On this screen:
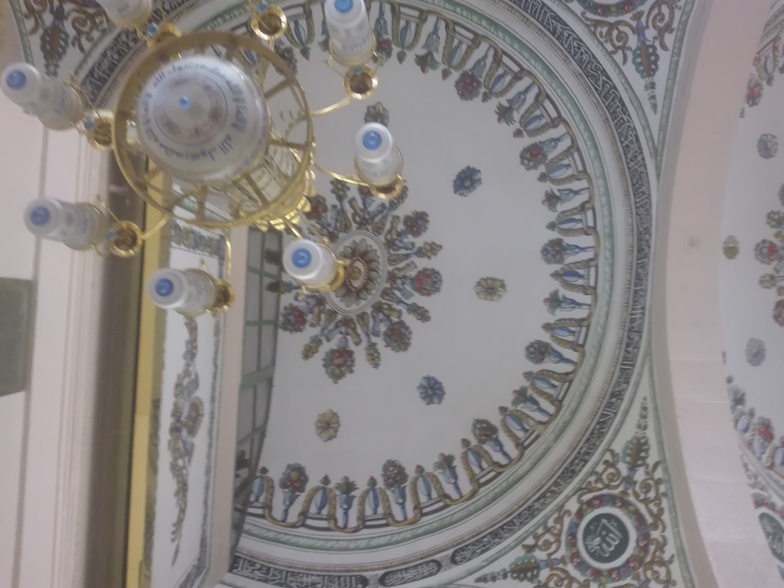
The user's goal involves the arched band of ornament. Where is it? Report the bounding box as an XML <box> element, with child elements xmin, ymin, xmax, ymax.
<box><xmin>571</xmin><ymin>0</ymin><xmax>649</xmax><ymax>17</ymax></box>
<box><xmin>112</xmin><ymin>31</ymin><xmax>315</xmax><ymax>229</ymax></box>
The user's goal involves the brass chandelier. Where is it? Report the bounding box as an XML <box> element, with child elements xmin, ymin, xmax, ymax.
<box><xmin>2</xmin><ymin>0</ymin><xmax>405</xmax><ymax>315</ymax></box>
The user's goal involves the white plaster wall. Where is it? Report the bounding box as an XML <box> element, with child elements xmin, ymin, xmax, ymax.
<box><xmin>654</xmin><ymin>0</ymin><xmax>780</xmax><ymax>586</ymax></box>
<box><xmin>1</xmin><ymin>24</ymin><xmax>109</xmax><ymax>586</ymax></box>
<box><xmin>0</xmin><ymin>19</ymin><xmax>45</xmax><ymax>588</ymax></box>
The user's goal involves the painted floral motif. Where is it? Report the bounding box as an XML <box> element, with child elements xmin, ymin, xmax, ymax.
<box><xmin>568</xmin><ymin>0</ymin><xmax>680</xmax><ymax>113</ymax></box>
<box><xmin>364</xmin><ymin>102</ymin><xmax>390</xmax><ymax>126</ymax></box>
<box><xmin>745</xmin><ymin>338</ymin><xmax>767</xmax><ymax>366</ymax></box>
<box><xmin>170</xmin><ymin>222</ymin><xmax>226</xmax><ymax>260</ymax></box>
<box><xmin>22</xmin><ymin>0</ymin><xmax>107</xmax><ymax>76</ymax></box>
<box><xmin>520</xmin><ymin>134</ymin><xmax>571</xmax><ymax>170</ymax></box>
<box><xmin>475</xmin><ymin>277</ymin><xmax>507</xmax><ymax>301</ymax></box>
<box><xmin>418</xmin><ymin>376</ymin><xmax>445</xmax><ymax>405</ymax></box>
<box><xmin>277</xmin><ymin>180</ymin><xmax>443</xmax><ymax>382</ymax></box>
<box><xmin>315</xmin><ymin>409</ymin><xmax>341</xmax><ymax>442</ymax></box>
<box><xmin>768</xmin><ymin>211</ymin><xmax>784</xmax><ymax>229</ymax></box>
<box><xmin>744</xmin><ymin>35</ymin><xmax>784</xmax><ymax>113</ymax></box>
<box><xmin>759</xmin><ymin>133</ymin><xmax>780</xmax><ymax>159</ymax></box>
<box><xmin>453</xmin><ymin>166</ymin><xmax>483</xmax><ymax>196</ymax></box>
<box><xmin>278</xmin><ymin>463</ymin><xmax>309</xmax><ymax>522</ymax></box>
<box><xmin>381</xmin><ymin>459</ymin><xmax>410</xmax><ymax>519</ymax></box>
<box><xmin>544</xmin><ymin>289</ymin><xmax>591</xmax><ymax>314</ymax></box>
<box><xmin>775</xmin><ymin>299</ymin><xmax>784</xmax><ymax>326</ymax></box>
<box><xmin>746</xmin><ymin>75</ymin><xmax>764</xmax><ymax>107</ymax></box>
<box><xmin>322</xmin><ymin>346</ymin><xmax>356</xmax><ymax>384</ymax></box>
<box><xmin>333</xmin><ymin>237</ymin><xmax>383</xmax><ymax>308</ymax></box>
<box><xmin>455</xmin><ymin>48</ymin><xmax>491</xmax><ymax>101</ymax></box>
<box><xmin>542</xmin><ymin>187</ymin><xmax>590</xmax><ymax>212</ymax></box>
<box><xmin>755</xmin><ymin>239</ymin><xmax>784</xmax><ymax>267</ymax></box>
<box><xmin>752</xmin><ymin>186</ymin><xmax>784</xmax><ymax>323</ymax></box>
<box><xmin>414</xmin><ymin>20</ymin><xmax>442</xmax><ymax>73</ymax></box>
<box><xmin>381</xmin><ymin>459</ymin><xmax>409</xmax><ymax>488</ymax></box>
<box><xmin>726</xmin><ymin>376</ymin><xmax>784</xmax><ymax>484</ymax></box>
<box><xmin>525</xmin><ymin>340</ymin><xmax>577</xmax><ymax>366</ymax></box>
<box><xmin>723</xmin><ymin>235</ymin><xmax>740</xmax><ymax>259</ymax></box>
<box><xmin>168</xmin><ymin>317</ymin><xmax>203</xmax><ymax>562</ymax></box>
<box><xmin>540</xmin><ymin>238</ymin><xmax>594</xmax><ymax>265</ymax></box>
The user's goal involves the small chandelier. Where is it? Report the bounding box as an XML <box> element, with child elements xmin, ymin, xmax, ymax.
<box><xmin>2</xmin><ymin>0</ymin><xmax>405</xmax><ymax>314</ymax></box>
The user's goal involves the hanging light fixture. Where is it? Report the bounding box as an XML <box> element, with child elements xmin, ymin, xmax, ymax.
<box><xmin>2</xmin><ymin>0</ymin><xmax>406</xmax><ymax>308</ymax></box>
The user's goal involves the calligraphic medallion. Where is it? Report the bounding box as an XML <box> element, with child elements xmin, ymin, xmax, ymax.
<box><xmin>565</xmin><ymin>494</ymin><xmax>651</xmax><ymax>582</ymax></box>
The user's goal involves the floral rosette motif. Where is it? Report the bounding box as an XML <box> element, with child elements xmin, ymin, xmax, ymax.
<box><xmin>334</xmin><ymin>237</ymin><xmax>383</xmax><ymax>308</ymax></box>
<box><xmin>322</xmin><ymin>345</ymin><xmax>356</xmax><ymax>384</ymax></box>
<box><xmin>453</xmin><ymin>166</ymin><xmax>483</xmax><ymax>196</ymax></box>
<box><xmin>475</xmin><ymin>277</ymin><xmax>506</xmax><ymax>301</ymax></box>
<box><xmin>745</xmin><ymin>338</ymin><xmax>767</xmax><ymax>366</ymax></box>
<box><xmin>276</xmin><ymin>179</ymin><xmax>444</xmax><ymax>382</ymax></box>
<box><xmin>315</xmin><ymin>409</ymin><xmax>340</xmax><ymax>442</ymax></box>
<box><xmin>364</xmin><ymin>102</ymin><xmax>390</xmax><ymax>126</ymax></box>
<box><xmin>382</xmin><ymin>320</ymin><xmax>412</xmax><ymax>352</ymax></box>
<box><xmin>418</xmin><ymin>375</ymin><xmax>445</xmax><ymax>405</ymax></box>
<box><xmin>411</xmin><ymin>268</ymin><xmax>443</xmax><ymax>297</ymax></box>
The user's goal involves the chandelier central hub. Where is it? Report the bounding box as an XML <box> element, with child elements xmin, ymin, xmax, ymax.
<box><xmin>137</xmin><ymin>55</ymin><xmax>270</xmax><ymax>183</ymax></box>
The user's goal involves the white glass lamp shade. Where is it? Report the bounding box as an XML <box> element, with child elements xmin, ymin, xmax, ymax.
<box><xmin>136</xmin><ymin>56</ymin><xmax>270</xmax><ymax>183</ymax></box>
<box><xmin>1</xmin><ymin>63</ymin><xmax>83</xmax><ymax>130</ymax></box>
<box><xmin>24</xmin><ymin>198</ymin><xmax>108</xmax><ymax>249</ymax></box>
<box><xmin>282</xmin><ymin>239</ymin><xmax>338</xmax><ymax>287</ymax></box>
<box><xmin>325</xmin><ymin>0</ymin><xmax>374</xmax><ymax>65</ymax></box>
<box><xmin>147</xmin><ymin>268</ymin><xmax>216</xmax><ymax>313</ymax></box>
<box><xmin>95</xmin><ymin>0</ymin><xmax>152</xmax><ymax>28</ymax></box>
<box><xmin>354</xmin><ymin>123</ymin><xmax>402</xmax><ymax>186</ymax></box>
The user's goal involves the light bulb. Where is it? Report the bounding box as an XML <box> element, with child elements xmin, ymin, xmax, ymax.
<box><xmin>324</xmin><ymin>0</ymin><xmax>375</xmax><ymax>66</ymax></box>
<box><xmin>354</xmin><ymin>123</ymin><xmax>402</xmax><ymax>186</ymax></box>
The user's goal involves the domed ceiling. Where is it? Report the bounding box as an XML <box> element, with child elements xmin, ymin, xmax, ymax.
<box><xmin>7</xmin><ymin>0</ymin><xmax>700</xmax><ymax>587</ymax></box>
<box><xmin>722</xmin><ymin>0</ymin><xmax>784</xmax><ymax>579</ymax></box>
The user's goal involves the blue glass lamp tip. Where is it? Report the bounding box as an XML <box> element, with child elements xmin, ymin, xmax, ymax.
<box><xmin>179</xmin><ymin>96</ymin><xmax>190</xmax><ymax>109</ymax></box>
<box><xmin>6</xmin><ymin>70</ymin><xmax>27</xmax><ymax>89</ymax></box>
<box><xmin>155</xmin><ymin>278</ymin><xmax>175</xmax><ymax>297</ymax></box>
<box><xmin>335</xmin><ymin>0</ymin><xmax>353</xmax><ymax>13</ymax></box>
<box><xmin>29</xmin><ymin>206</ymin><xmax>50</xmax><ymax>226</ymax></box>
<box><xmin>362</xmin><ymin>130</ymin><xmax>382</xmax><ymax>150</ymax></box>
<box><xmin>292</xmin><ymin>248</ymin><xmax>312</xmax><ymax>268</ymax></box>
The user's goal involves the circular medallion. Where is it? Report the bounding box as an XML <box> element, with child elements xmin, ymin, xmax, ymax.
<box><xmin>566</xmin><ymin>494</ymin><xmax>650</xmax><ymax>582</ymax></box>
<box><xmin>760</xmin><ymin>512</ymin><xmax>784</xmax><ymax>563</ymax></box>
<box><xmin>326</xmin><ymin>231</ymin><xmax>388</xmax><ymax>315</ymax></box>
<box><xmin>136</xmin><ymin>55</ymin><xmax>270</xmax><ymax>183</ymax></box>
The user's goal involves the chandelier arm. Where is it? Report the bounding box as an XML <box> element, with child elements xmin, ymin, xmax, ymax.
<box><xmin>95</xmin><ymin>195</ymin><xmax>122</xmax><ymax>223</ymax></box>
<box><xmin>322</xmin><ymin>55</ymin><xmax>347</xmax><ymax>79</ymax></box>
<box><xmin>312</xmin><ymin>161</ymin><xmax>371</xmax><ymax>188</ymax></box>
<box><xmin>310</xmin><ymin>95</ymin><xmax>354</xmax><ymax>116</ymax></box>
<box><xmin>141</xmin><ymin>214</ymin><xmax>170</xmax><ymax>240</ymax></box>
<box><xmin>222</xmin><ymin>233</ymin><xmax>232</xmax><ymax>279</ymax></box>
